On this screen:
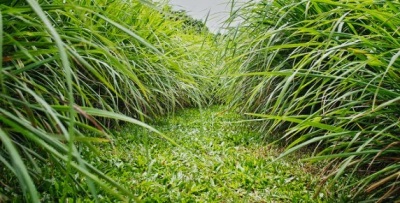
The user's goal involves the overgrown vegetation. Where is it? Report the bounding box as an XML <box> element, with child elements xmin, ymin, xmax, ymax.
<box><xmin>55</xmin><ymin>106</ymin><xmax>348</xmax><ymax>202</ymax></box>
<box><xmin>220</xmin><ymin>0</ymin><xmax>400</xmax><ymax>202</ymax></box>
<box><xmin>0</xmin><ymin>0</ymin><xmax>215</xmax><ymax>201</ymax></box>
<box><xmin>2</xmin><ymin>0</ymin><xmax>400</xmax><ymax>202</ymax></box>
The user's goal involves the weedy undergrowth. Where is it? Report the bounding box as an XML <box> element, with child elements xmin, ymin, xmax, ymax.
<box><xmin>0</xmin><ymin>0</ymin><xmax>216</xmax><ymax>201</ymax></box>
<box><xmin>219</xmin><ymin>0</ymin><xmax>400</xmax><ymax>202</ymax></box>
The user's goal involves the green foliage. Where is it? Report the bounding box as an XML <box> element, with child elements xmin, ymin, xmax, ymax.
<box><xmin>85</xmin><ymin>106</ymin><xmax>343</xmax><ymax>202</ymax></box>
<box><xmin>5</xmin><ymin>0</ymin><xmax>400</xmax><ymax>201</ymax></box>
<box><xmin>220</xmin><ymin>0</ymin><xmax>400</xmax><ymax>201</ymax></box>
<box><xmin>169</xmin><ymin>10</ymin><xmax>209</xmax><ymax>34</ymax></box>
<box><xmin>0</xmin><ymin>0</ymin><xmax>215</xmax><ymax>201</ymax></box>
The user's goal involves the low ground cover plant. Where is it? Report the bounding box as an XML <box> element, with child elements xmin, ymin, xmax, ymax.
<box><xmin>81</xmin><ymin>106</ymin><xmax>349</xmax><ymax>202</ymax></box>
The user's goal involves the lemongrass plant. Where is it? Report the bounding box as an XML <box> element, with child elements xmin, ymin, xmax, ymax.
<box><xmin>0</xmin><ymin>0</ymin><xmax>215</xmax><ymax>201</ymax></box>
<box><xmin>220</xmin><ymin>0</ymin><xmax>400</xmax><ymax>201</ymax></box>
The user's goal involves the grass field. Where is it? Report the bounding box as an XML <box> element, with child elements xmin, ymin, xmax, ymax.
<box><xmin>1</xmin><ymin>0</ymin><xmax>399</xmax><ymax>202</ymax></box>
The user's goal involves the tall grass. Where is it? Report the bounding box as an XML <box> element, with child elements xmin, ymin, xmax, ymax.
<box><xmin>0</xmin><ymin>0</ymin><xmax>215</xmax><ymax>201</ymax></box>
<box><xmin>220</xmin><ymin>0</ymin><xmax>400</xmax><ymax>201</ymax></box>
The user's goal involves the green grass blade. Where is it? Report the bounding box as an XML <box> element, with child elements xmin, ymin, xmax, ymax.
<box><xmin>0</xmin><ymin>128</ymin><xmax>39</xmax><ymax>202</ymax></box>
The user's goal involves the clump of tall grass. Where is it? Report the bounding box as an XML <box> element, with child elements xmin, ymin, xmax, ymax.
<box><xmin>0</xmin><ymin>0</ymin><xmax>215</xmax><ymax>201</ymax></box>
<box><xmin>220</xmin><ymin>0</ymin><xmax>400</xmax><ymax>201</ymax></box>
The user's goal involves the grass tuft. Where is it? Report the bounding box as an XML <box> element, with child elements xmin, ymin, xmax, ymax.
<box><xmin>0</xmin><ymin>0</ymin><xmax>217</xmax><ymax>201</ymax></box>
<box><xmin>220</xmin><ymin>0</ymin><xmax>400</xmax><ymax>201</ymax></box>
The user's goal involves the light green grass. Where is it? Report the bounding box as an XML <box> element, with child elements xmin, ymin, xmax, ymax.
<box><xmin>73</xmin><ymin>106</ymin><xmax>350</xmax><ymax>202</ymax></box>
<box><xmin>219</xmin><ymin>0</ymin><xmax>400</xmax><ymax>201</ymax></box>
<box><xmin>2</xmin><ymin>0</ymin><xmax>394</xmax><ymax>202</ymax></box>
<box><xmin>0</xmin><ymin>0</ymin><xmax>217</xmax><ymax>201</ymax></box>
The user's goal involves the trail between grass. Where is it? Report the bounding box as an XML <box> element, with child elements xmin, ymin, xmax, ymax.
<box><xmin>96</xmin><ymin>106</ymin><xmax>325</xmax><ymax>202</ymax></box>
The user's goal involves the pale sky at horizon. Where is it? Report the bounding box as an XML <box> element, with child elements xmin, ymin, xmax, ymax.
<box><xmin>166</xmin><ymin>0</ymin><xmax>248</xmax><ymax>33</ymax></box>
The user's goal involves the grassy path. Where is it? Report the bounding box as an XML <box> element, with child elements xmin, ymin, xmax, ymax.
<box><xmin>93</xmin><ymin>106</ymin><xmax>330</xmax><ymax>202</ymax></box>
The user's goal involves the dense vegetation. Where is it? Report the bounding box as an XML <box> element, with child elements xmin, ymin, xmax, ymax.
<box><xmin>0</xmin><ymin>0</ymin><xmax>215</xmax><ymax>201</ymax></box>
<box><xmin>84</xmin><ymin>106</ymin><xmax>342</xmax><ymax>202</ymax></box>
<box><xmin>220</xmin><ymin>0</ymin><xmax>400</xmax><ymax>202</ymax></box>
<box><xmin>1</xmin><ymin>0</ymin><xmax>399</xmax><ymax>202</ymax></box>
